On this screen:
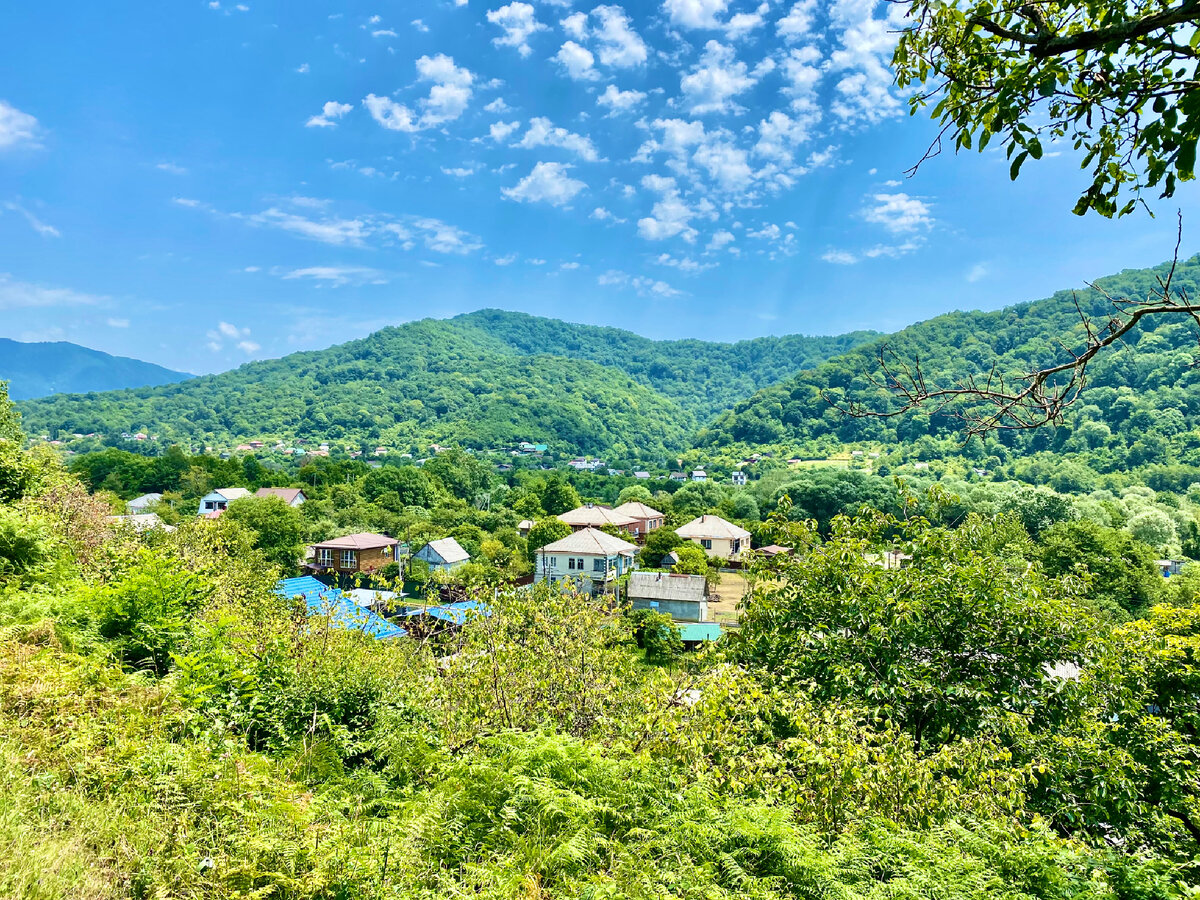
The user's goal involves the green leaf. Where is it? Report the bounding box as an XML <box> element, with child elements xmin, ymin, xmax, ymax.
<box><xmin>1010</xmin><ymin>151</ymin><xmax>1029</xmax><ymax>181</ymax></box>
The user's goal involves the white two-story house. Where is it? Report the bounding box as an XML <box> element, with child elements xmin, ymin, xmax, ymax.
<box><xmin>535</xmin><ymin>527</ymin><xmax>638</xmax><ymax>594</ymax></box>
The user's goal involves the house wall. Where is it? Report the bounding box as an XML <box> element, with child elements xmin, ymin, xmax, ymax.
<box><xmin>631</xmin><ymin>597</ymin><xmax>707</xmax><ymax>622</ymax></box>
<box><xmin>534</xmin><ymin>551</ymin><xmax>633</xmax><ymax>593</ymax></box>
<box><xmin>684</xmin><ymin>536</ymin><xmax>744</xmax><ymax>560</ymax></box>
<box><xmin>312</xmin><ymin>544</ymin><xmax>395</xmax><ymax>575</ymax></box>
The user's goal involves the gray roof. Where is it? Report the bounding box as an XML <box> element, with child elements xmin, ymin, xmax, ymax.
<box><xmin>558</xmin><ymin>504</ymin><xmax>637</xmax><ymax>528</ymax></box>
<box><xmin>628</xmin><ymin>571</ymin><xmax>707</xmax><ymax>602</ymax></box>
<box><xmin>675</xmin><ymin>514</ymin><xmax>751</xmax><ymax>541</ymax></box>
<box><xmin>539</xmin><ymin>527</ymin><xmax>638</xmax><ymax>556</ymax></box>
<box><xmin>214</xmin><ymin>487</ymin><xmax>252</xmax><ymax>501</ymax></box>
<box><xmin>612</xmin><ymin>501</ymin><xmax>663</xmax><ymax>520</ymax></box>
<box><xmin>420</xmin><ymin>537</ymin><xmax>471</xmax><ymax>564</ymax></box>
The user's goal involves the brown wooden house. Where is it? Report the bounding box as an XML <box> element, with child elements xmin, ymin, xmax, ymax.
<box><xmin>306</xmin><ymin>532</ymin><xmax>400</xmax><ymax>576</ymax></box>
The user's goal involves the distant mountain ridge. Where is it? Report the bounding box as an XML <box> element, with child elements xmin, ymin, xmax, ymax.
<box><xmin>14</xmin><ymin>311</ymin><xmax>876</xmax><ymax>456</ymax></box>
<box><xmin>0</xmin><ymin>338</ymin><xmax>190</xmax><ymax>401</ymax></box>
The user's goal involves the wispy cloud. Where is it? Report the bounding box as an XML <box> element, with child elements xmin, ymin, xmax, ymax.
<box><xmin>0</xmin><ymin>273</ymin><xmax>103</xmax><ymax>309</ymax></box>
<box><xmin>0</xmin><ymin>100</ymin><xmax>40</xmax><ymax>150</ymax></box>
<box><xmin>4</xmin><ymin>202</ymin><xmax>60</xmax><ymax>237</ymax></box>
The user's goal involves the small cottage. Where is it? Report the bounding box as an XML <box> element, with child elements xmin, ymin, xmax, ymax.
<box><xmin>254</xmin><ymin>487</ymin><xmax>307</xmax><ymax>507</ymax></box>
<box><xmin>611</xmin><ymin>501</ymin><xmax>665</xmax><ymax>539</ymax></box>
<box><xmin>308</xmin><ymin>533</ymin><xmax>401</xmax><ymax>575</ymax></box>
<box><xmin>197</xmin><ymin>487</ymin><xmax>251</xmax><ymax>516</ymax></box>
<box><xmin>535</xmin><ymin>527</ymin><xmax>638</xmax><ymax>594</ymax></box>
<box><xmin>558</xmin><ymin>503</ymin><xmax>637</xmax><ymax>532</ymax></box>
<box><xmin>415</xmin><ymin>538</ymin><xmax>471</xmax><ymax>572</ymax></box>
<box><xmin>675</xmin><ymin>514</ymin><xmax>752</xmax><ymax>560</ymax></box>
<box><xmin>628</xmin><ymin>571</ymin><xmax>708</xmax><ymax>622</ymax></box>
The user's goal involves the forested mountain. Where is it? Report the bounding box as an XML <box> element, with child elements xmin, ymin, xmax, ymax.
<box><xmin>701</xmin><ymin>254</ymin><xmax>1200</xmax><ymax>471</ymax></box>
<box><xmin>0</xmin><ymin>338</ymin><xmax>188</xmax><ymax>401</ymax></box>
<box><xmin>15</xmin><ymin>312</ymin><xmax>875</xmax><ymax>456</ymax></box>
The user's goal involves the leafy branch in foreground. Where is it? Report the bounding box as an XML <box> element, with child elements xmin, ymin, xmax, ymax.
<box><xmin>828</xmin><ymin>218</ymin><xmax>1200</xmax><ymax>435</ymax></box>
<box><xmin>894</xmin><ymin>0</ymin><xmax>1200</xmax><ymax>217</ymax></box>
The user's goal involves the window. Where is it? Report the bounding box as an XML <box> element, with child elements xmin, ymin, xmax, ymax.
<box><xmin>732</xmin><ymin>539</ymin><xmax>741</xmax><ymax>554</ymax></box>
<box><xmin>204</xmin><ymin>500</ymin><xmax>215</xmax><ymax>510</ymax></box>
<box><xmin>340</xmin><ymin>549</ymin><xmax>357</xmax><ymax>568</ymax></box>
<box><xmin>701</xmin><ymin>539</ymin><xmax>712</xmax><ymax>550</ymax></box>
<box><xmin>547</xmin><ymin>556</ymin><xmax>557</xmax><ymax>569</ymax></box>
<box><xmin>316</xmin><ymin>548</ymin><xmax>333</xmax><ymax>566</ymax></box>
<box><xmin>593</xmin><ymin>558</ymin><xmax>606</xmax><ymax>572</ymax></box>
<box><xmin>568</xmin><ymin>558</ymin><xmax>576</xmax><ymax>570</ymax></box>
<box><xmin>577</xmin><ymin>558</ymin><xmax>584</xmax><ymax>570</ymax></box>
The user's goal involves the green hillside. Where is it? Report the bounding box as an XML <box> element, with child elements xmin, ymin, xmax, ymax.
<box><xmin>15</xmin><ymin>313</ymin><xmax>873</xmax><ymax>457</ymax></box>
<box><xmin>701</xmin><ymin>254</ymin><xmax>1200</xmax><ymax>470</ymax></box>
<box><xmin>0</xmin><ymin>338</ymin><xmax>189</xmax><ymax>401</ymax></box>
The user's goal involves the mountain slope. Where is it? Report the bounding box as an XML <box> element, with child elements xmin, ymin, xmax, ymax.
<box><xmin>701</xmin><ymin>254</ymin><xmax>1200</xmax><ymax>466</ymax></box>
<box><xmin>0</xmin><ymin>338</ymin><xmax>189</xmax><ymax>401</ymax></box>
<box><xmin>15</xmin><ymin>311</ymin><xmax>876</xmax><ymax>456</ymax></box>
<box><xmin>450</xmin><ymin>309</ymin><xmax>878</xmax><ymax>421</ymax></box>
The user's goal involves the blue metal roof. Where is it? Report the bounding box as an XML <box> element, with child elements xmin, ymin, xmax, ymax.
<box><xmin>399</xmin><ymin>599</ymin><xmax>493</xmax><ymax>626</ymax></box>
<box><xmin>276</xmin><ymin>576</ymin><xmax>407</xmax><ymax>640</ymax></box>
<box><xmin>678</xmin><ymin>622</ymin><xmax>722</xmax><ymax>643</ymax></box>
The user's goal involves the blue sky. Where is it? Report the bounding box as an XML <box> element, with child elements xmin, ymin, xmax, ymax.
<box><xmin>1</xmin><ymin>0</ymin><xmax>1197</xmax><ymax>374</ymax></box>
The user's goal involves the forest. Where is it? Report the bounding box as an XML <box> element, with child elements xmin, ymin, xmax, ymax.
<box><xmin>14</xmin><ymin>311</ymin><xmax>875</xmax><ymax>458</ymax></box>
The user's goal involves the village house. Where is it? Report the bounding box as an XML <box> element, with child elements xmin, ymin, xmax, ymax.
<box><xmin>307</xmin><ymin>533</ymin><xmax>401</xmax><ymax>576</ymax></box>
<box><xmin>731</xmin><ymin>470</ymin><xmax>748</xmax><ymax>487</ymax></box>
<box><xmin>414</xmin><ymin>538</ymin><xmax>471</xmax><ymax>573</ymax></box>
<box><xmin>517</xmin><ymin>519</ymin><xmax>535</xmax><ymax>538</ymax></box>
<box><xmin>254</xmin><ymin>487</ymin><xmax>307</xmax><ymax>507</ymax></box>
<box><xmin>675</xmin><ymin>514</ymin><xmax>752</xmax><ymax>560</ymax></box>
<box><xmin>628</xmin><ymin>571</ymin><xmax>708</xmax><ymax>622</ymax></box>
<box><xmin>633</xmin><ymin>471</ymin><xmax>651</xmax><ymax>479</ymax></box>
<box><xmin>197</xmin><ymin>487</ymin><xmax>251</xmax><ymax>516</ymax></box>
<box><xmin>126</xmin><ymin>492</ymin><xmax>162</xmax><ymax>513</ymax></box>
<box><xmin>107</xmin><ymin>513</ymin><xmax>176</xmax><ymax>533</ymax></box>
<box><xmin>669</xmin><ymin>472</ymin><xmax>687</xmax><ymax>482</ymax></box>
<box><xmin>611</xmin><ymin>501</ymin><xmax>664</xmax><ymax>539</ymax></box>
<box><xmin>558</xmin><ymin>503</ymin><xmax>637</xmax><ymax>533</ymax></box>
<box><xmin>691</xmin><ymin>470</ymin><xmax>707</xmax><ymax>482</ymax></box>
<box><xmin>535</xmin><ymin>527</ymin><xmax>638</xmax><ymax>594</ymax></box>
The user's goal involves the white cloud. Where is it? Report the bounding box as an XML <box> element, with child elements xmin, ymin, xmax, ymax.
<box><xmin>663</xmin><ymin>0</ymin><xmax>730</xmax><ymax>29</ymax></box>
<box><xmin>597</xmin><ymin>84</ymin><xmax>645</xmax><ymax>114</ymax></box>
<box><xmin>821</xmin><ymin>249</ymin><xmax>858</xmax><ymax>264</ymax></box>
<box><xmin>296</xmin><ymin>62</ymin><xmax>310</xmax><ymax>73</ymax></box>
<box><xmin>362</xmin><ymin>55</ymin><xmax>474</xmax><ymax>132</ymax></box>
<box><xmin>862</xmin><ymin>192</ymin><xmax>933</xmax><ymax>233</ymax></box>
<box><xmin>372</xmin><ymin>28</ymin><xmax>397</xmax><ymax>37</ymax></box>
<box><xmin>590</xmin><ymin>206</ymin><xmax>626</xmax><ymax>223</ymax></box>
<box><xmin>591</xmin><ymin>5</ymin><xmax>647</xmax><ymax>66</ymax></box>
<box><xmin>0</xmin><ymin>101</ymin><xmax>40</xmax><ymax>150</ymax></box>
<box><xmin>305</xmin><ymin>100</ymin><xmax>353</xmax><ymax>128</ymax></box>
<box><xmin>707</xmin><ymin>229</ymin><xmax>735</xmax><ymax>250</ymax></box>
<box><xmin>754</xmin><ymin>110</ymin><xmax>812</xmax><ymax>163</ymax></box>
<box><xmin>516</xmin><ymin>117</ymin><xmax>600</xmax><ymax>161</ymax></box>
<box><xmin>107</xmin><ymin>317</ymin><xmax>130</xmax><ymax>328</ymax></box>
<box><xmin>725</xmin><ymin>4</ymin><xmax>768</xmax><ymax>39</ymax></box>
<box><xmin>0</xmin><ymin>274</ymin><xmax>101</xmax><ymax>309</ymax></box>
<box><xmin>827</xmin><ymin>0</ymin><xmax>907</xmax><ymax>123</ymax></box>
<box><xmin>217</xmin><ymin>321</ymin><xmax>244</xmax><ymax>338</ymax></box>
<box><xmin>554</xmin><ymin>40</ymin><xmax>598</xmax><ymax>80</ymax></box>
<box><xmin>692</xmin><ymin>139</ymin><xmax>754</xmax><ymax>191</ymax></box>
<box><xmin>561</xmin><ymin>10</ymin><xmax>588</xmax><ymax>39</ymax></box>
<box><xmin>415</xmin><ymin>54</ymin><xmax>475</xmax><ymax>125</ymax></box>
<box><xmin>484</xmin><ymin>98</ymin><xmax>510</xmax><ymax>113</ymax></box>
<box><xmin>441</xmin><ymin>165</ymin><xmax>477</xmax><ymax>177</ymax></box>
<box><xmin>487</xmin><ymin>2</ymin><xmax>547</xmax><ymax>57</ymax></box>
<box><xmin>967</xmin><ymin>262</ymin><xmax>988</xmax><ymax>283</ymax></box>
<box><xmin>250</xmin><ymin>208</ymin><xmax>370</xmax><ymax>245</ymax></box>
<box><xmin>637</xmin><ymin>174</ymin><xmax>699</xmax><ymax>242</ymax></box>
<box><xmin>237</xmin><ymin>340</ymin><xmax>261</xmax><ymax>353</ymax></box>
<box><xmin>680</xmin><ymin>41</ymin><xmax>757</xmax><ymax>114</ymax></box>
<box><xmin>156</xmin><ymin>162</ymin><xmax>188</xmax><ymax>174</ymax></box>
<box><xmin>281</xmin><ymin>265</ymin><xmax>387</xmax><ymax>286</ymax></box>
<box><xmin>411</xmin><ymin>18</ymin><xmax>429</xmax><ymax>32</ymax></box>
<box><xmin>502</xmin><ymin>161</ymin><xmax>586</xmax><ymax>206</ymax></box>
<box><xmin>363</xmin><ymin>94</ymin><xmax>418</xmax><ymax>132</ymax></box>
<box><xmin>4</xmin><ymin>202</ymin><xmax>60</xmax><ymax>238</ymax></box>
<box><xmin>409</xmin><ymin>217</ymin><xmax>484</xmax><ymax>254</ymax></box>
<box><xmin>494</xmin><ymin>253</ymin><xmax>518</xmax><ymax>265</ymax></box>
<box><xmin>777</xmin><ymin>0</ymin><xmax>817</xmax><ymax>39</ymax></box>
<box><xmin>490</xmin><ymin>119</ymin><xmax>523</xmax><ymax>141</ymax></box>
<box><xmin>597</xmin><ymin>269</ymin><xmax>684</xmax><ymax>298</ymax></box>
<box><xmin>655</xmin><ymin>253</ymin><xmax>715</xmax><ymax>272</ymax></box>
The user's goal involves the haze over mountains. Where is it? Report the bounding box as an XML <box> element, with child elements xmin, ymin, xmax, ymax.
<box><xmin>0</xmin><ymin>338</ymin><xmax>190</xmax><ymax>401</ymax></box>
<box><xmin>14</xmin><ymin>254</ymin><xmax>1200</xmax><ymax>461</ymax></box>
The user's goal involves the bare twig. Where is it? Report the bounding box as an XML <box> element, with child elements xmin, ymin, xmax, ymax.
<box><xmin>825</xmin><ymin>213</ymin><xmax>1197</xmax><ymax>436</ymax></box>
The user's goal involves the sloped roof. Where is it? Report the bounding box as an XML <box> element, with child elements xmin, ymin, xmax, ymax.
<box><xmin>420</xmin><ymin>537</ymin><xmax>471</xmax><ymax>564</ymax></box>
<box><xmin>612</xmin><ymin>501</ymin><xmax>663</xmax><ymax>520</ymax></box>
<box><xmin>539</xmin><ymin>526</ymin><xmax>638</xmax><ymax>556</ymax></box>
<box><xmin>255</xmin><ymin>487</ymin><xmax>305</xmax><ymax>503</ymax></box>
<box><xmin>214</xmin><ymin>487</ymin><xmax>251</xmax><ymax>501</ymax></box>
<box><xmin>313</xmin><ymin>532</ymin><xmax>398</xmax><ymax>551</ymax></box>
<box><xmin>675</xmin><ymin>515</ymin><xmax>751</xmax><ymax>541</ymax></box>
<box><xmin>400</xmin><ymin>599</ymin><xmax>492</xmax><ymax>625</ymax></box>
<box><xmin>757</xmin><ymin>544</ymin><xmax>793</xmax><ymax>557</ymax></box>
<box><xmin>127</xmin><ymin>492</ymin><xmax>162</xmax><ymax>507</ymax></box>
<box><xmin>628</xmin><ymin>571</ymin><xmax>706</xmax><ymax>602</ymax></box>
<box><xmin>558</xmin><ymin>504</ymin><xmax>637</xmax><ymax>528</ymax></box>
<box><xmin>679</xmin><ymin>622</ymin><xmax>722</xmax><ymax>643</ymax></box>
<box><xmin>276</xmin><ymin>576</ymin><xmax>406</xmax><ymax>639</ymax></box>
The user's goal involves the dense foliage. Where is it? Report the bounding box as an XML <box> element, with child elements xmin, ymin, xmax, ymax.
<box><xmin>3</xmin><ymin>381</ymin><xmax>1199</xmax><ymax>898</ymax></box>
